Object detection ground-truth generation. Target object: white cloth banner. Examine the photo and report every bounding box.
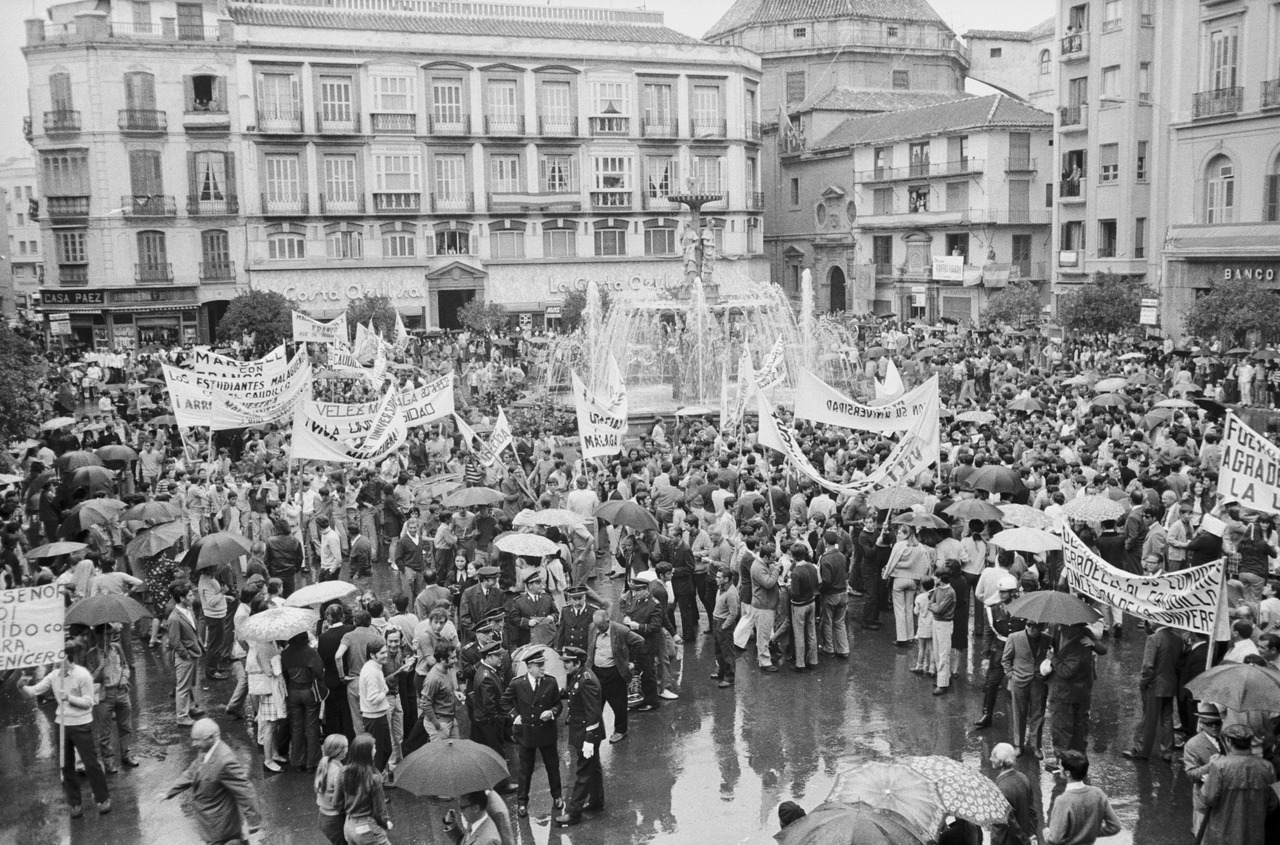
[354,323,378,364]
[193,345,287,378]
[794,370,939,434]
[874,358,905,401]
[454,414,481,451]
[0,584,66,671]
[369,339,390,388]
[1060,526,1228,637]
[293,312,348,345]
[475,408,513,467]
[292,390,406,465]
[755,335,787,392]
[400,375,455,428]
[394,312,410,354]
[726,344,755,432]
[1218,412,1280,517]
[207,348,313,430]
[327,347,373,381]
[306,398,382,442]
[162,364,215,428]
[572,355,627,461]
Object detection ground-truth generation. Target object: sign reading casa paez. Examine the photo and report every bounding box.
[1219,412,1280,515]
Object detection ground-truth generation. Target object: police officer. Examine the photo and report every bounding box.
[554,586,596,654]
[974,574,1025,729]
[466,640,516,794]
[555,646,604,827]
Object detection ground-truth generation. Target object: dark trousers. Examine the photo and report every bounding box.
[322,684,355,740]
[399,683,417,747]
[204,615,227,673]
[693,572,716,625]
[517,743,561,802]
[286,686,321,768]
[594,665,629,736]
[1051,693,1091,757]
[366,714,392,772]
[964,572,981,644]
[566,738,603,815]
[713,621,736,681]
[860,560,882,626]
[1134,691,1175,759]
[471,721,504,758]
[403,717,431,757]
[275,572,296,598]
[981,649,1007,715]
[635,648,658,707]
[62,722,109,809]
[95,685,133,767]
[673,582,699,640]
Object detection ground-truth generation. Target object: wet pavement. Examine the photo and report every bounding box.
[0,575,1195,845]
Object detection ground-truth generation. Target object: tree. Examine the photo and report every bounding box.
[558,287,613,333]
[346,294,398,341]
[458,299,510,334]
[1057,272,1144,336]
[1183,277,1280,345]
[0,323,47,446]
[216,289,295,352]
[981,281,1043,327]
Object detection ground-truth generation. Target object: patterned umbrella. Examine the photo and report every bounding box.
[900,756,1012,827]
[955,410,997,425]
[990,527,1061,554]
[442,486,505,508]
[868,486,929,511]
[826,762,945,835]
[493,532,560,557]
[999,504,1055,530]
[240,606,319,642]
[512,508,586,529]
[285,580,360,608]
[1062,495,1125,523]
[944,499,1004,523]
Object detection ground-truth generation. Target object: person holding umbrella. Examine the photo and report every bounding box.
[555,645,604,828]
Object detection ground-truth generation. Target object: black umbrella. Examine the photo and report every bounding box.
[66,594,149,627]
[181,531,253,572]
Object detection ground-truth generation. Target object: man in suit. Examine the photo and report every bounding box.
[509,570,558,648]
[586,608,645,743]
[618,575,664,711]
[1002,620,1050,757]
[1184,702,1226,837]
[1123,621,1185,761]
[1047,622,1108,772]
[499,653,563,818]
[465,640,515,793]
[555,646,604,827]
[161,719,260,844]
[459,566,506,645]
[167,581,205,726]
[554,586,596,654]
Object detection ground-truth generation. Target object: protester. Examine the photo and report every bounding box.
[162,719,260,843]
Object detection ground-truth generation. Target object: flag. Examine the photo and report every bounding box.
[394,312,409,355]
[874,358,905,401]
[475,408,513,467]
[754,335,787,391]
[572,354,627,461]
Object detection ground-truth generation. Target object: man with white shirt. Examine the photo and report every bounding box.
[1222,619,1260,663]
[317,516,342,582]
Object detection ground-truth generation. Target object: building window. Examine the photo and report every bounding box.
[1136,142,1148,181]
[1099,144,1118,182]
[1060,220,1084,251]
[176,3,204,39]
[1205,155,1235,223]
[490,229,524,259]
[591,81,630,133]
[323,155,359,209]
[49,71,74,112]
[692,156,722,193]
[789,178,800,205]
[124,71,157,114]
[486,79,519,128]
[1209,26,1238,91]
[319,75,354,126]
[945,181,969,211]
[264,154,301,203]
[257,72,300,127]
[892,70,909,90]
[435,229,470,255]
[873,188,893,215]
[431,78,465,127]
[909,142,930,176]
[268,231,305,260]
[1140,0,1153,25]
[592,156,631,205]
[381,224,416,258]
[55,230,87,263]
[1097,219,1117,258]
[433,154,467,203]
[945,233,969,262]
[691,85,723,135]
[137,230,168,268]
[1266,159,1280,222]
[785,72,806,104]
[1011,234,1032,277]
[375,150,421,193]
[325,225,363,259]
[1101,66,1120,99]
[792,26,806,39]
[989,47,1003,58]
[886,24,899,38]
[201,229,230,273]
[645,155,675,200]
[129,149,164,198]
[644,225,676,256]
[1039,50,1052,75]
[373,75,414,113]
[543,227,576,258]
[489,154,521,194]
[873,147,891,177]
[1103,0,1121,30]
[1138,63,1151,102]
[192,151,229,204]
[540,81,573,130]
[186,74,225,112]
[872,236,892,267]
[540,154,577,193]
[641,83,674,132]
[1134,217,1146,258]
[594,227,626,256]
[908,185,929,213]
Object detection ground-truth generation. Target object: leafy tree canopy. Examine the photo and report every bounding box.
[215,289,295,352]
[0,323,48,446]
[1057,272,1144,336]
[346,294,398,341]
[558,287,613,333]
[458,299,510,334]
[981,281,1043,328]
[1183,277,1280,345]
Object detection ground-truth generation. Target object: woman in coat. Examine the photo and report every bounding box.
[881,525,934,646]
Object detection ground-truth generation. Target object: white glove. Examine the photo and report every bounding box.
[582,742,594,759]
[513,715,523,726]
[389,563,400,572]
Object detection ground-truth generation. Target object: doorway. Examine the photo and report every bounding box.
[828,266,847,312]
[438,289,476,331]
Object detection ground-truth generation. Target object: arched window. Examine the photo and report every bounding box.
[1205,154,1235,224]
[267,223,306,260]
[1039,50,1051,75]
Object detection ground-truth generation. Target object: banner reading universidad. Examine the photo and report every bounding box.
[1060,525,1229,637]
[1218,411,1280,517]
[794,370,939,433]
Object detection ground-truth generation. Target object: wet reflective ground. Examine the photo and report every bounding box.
[0,579,1194,845]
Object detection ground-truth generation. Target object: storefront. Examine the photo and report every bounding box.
[40,287,201,350]
[244,267,430,328]
[1162,224,1280,339]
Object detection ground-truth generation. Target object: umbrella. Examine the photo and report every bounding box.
[967,466,1026,496]
[393,739,510,798]
[990,527,1061,554]
[826,762,945,834]
[1062,495,1126,523]
[59,498,127,538]
[1186,663,1280,712]
[1127,371,1159,386]
[126,521,187,558]
[1005,591,1100,625]
[892,512,949,530]
[27,541,89,559]
[1193,397,1229,419]
[512,508,586,529]
[1169,382,1203,395]
[41,417,76,431]
[239,606,319,642]
[1062,375,1092,387]
[1007,396,1043,413]
[1119,352,1146,361]
[999,503,1055,530]
[1143,408,1175,430]
[285,580,360,608]
[1254,349,1280,361]
[868,486,928,510]
[944,499,1004,522]
[915,348,937,360]
[493,532,560,557]
[1228,347,1250,355]
[442,486,504,508]
[0,473,23,485]
[67,466,116,496]
[94,445,138,467]
[122,500,185,524]
[594,500,659,532]
[675,405,717,417]
[955,410,997,425]
[866,346,887,358]
[1094,377,1129,393]
[147,414,178,426]
[65,594,149,627]
[900,756,1013,827]
[1090,393,1129,409]
[776,803,926,845]
[413,474,463,503]
[1156,398,1198,410]
[181,531,253,572]
[54,450,105,472]
[511,643,569,690]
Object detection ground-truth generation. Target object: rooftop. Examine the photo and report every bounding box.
[813,93,1052,150]
[706,0,946,40]
[794,87,972,115]
[963,16,1054,42]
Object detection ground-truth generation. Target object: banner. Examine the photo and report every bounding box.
[162,364,215,428]
[328,346,374,381]
[293,311,348,345]
[572,355,627,460]
[193,345,287,378]
[307,398,383,441]
[475,408,514,467]
[454,414,481,451]
[1061,526,1229,637]
[394,312,410,354]
[874,358,905,401]
[755,335,787,392]
[348,389,407,462]
[354,323,378,364]
[0,584,66,671]
[400,375,455,428]
[794,370,939,434]
[726,344,755,432]
[1218,412,1280,516]
[369,339,389,388]
[292,391,406,465]
[207,347,312,430]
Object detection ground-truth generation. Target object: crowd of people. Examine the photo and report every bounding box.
[6,313,1280,844]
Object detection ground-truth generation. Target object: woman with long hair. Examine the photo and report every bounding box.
[337,733,392,845]
[881,524,935,646]
[314,734,348,845]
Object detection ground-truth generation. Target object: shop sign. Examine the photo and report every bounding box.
[1214,263,1280,283]
[544,273,683,295]
[1140,298,1159,326]
[931,256,964,282]
[281,281,425,305]
[41,289,105,307]
[48,314,71,336]
[110,288,198,305]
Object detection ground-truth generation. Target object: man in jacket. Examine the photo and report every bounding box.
[1002,621,1050,757]
[750,547,782,672]
[467,641,508,760]
[1047,623,1108,772]
[1123,621,1185,761]
[554,586,596,654]
[555,647,604,827]
[817,532,851,654]
[1202,723,1276,845]
[509,570,558,648]
[619,575,664,711]
[162,719,260,843]
[854,517,886,629]
[263,518,303,598]
[459,566,506,646]
[788,546,820,671]
[975,575,1023,729]
[167,581,204,725]
[586,608,644,742]
[499,653,563,818]
[989,743,1035,845]
[1184,702,1226,837]
[668,524,699,642]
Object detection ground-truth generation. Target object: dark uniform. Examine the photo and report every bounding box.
[618,580,664,708]
[499,658,563,813]
[458,571,506,645]
[554,588,596,654]
[976,598,1026,727]
[467,642,512,790]
[558,649,604,825]
[509,584,558,648]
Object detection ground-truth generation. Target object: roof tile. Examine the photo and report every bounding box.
[706,0,946,40]
[812,93,1052,149]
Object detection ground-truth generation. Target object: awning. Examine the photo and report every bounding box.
[981,265,1011,289]
[1166,224,1280,256]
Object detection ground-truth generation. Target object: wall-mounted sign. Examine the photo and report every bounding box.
[41,289,104,306]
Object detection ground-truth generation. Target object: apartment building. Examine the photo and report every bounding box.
[0,157,42,316]
[23,0,764,348]
[963,18,1058,113]
[771,94,1053,320]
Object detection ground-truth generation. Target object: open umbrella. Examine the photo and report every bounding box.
[1007,397,1043,413]
[27,541,89,559]
[1127,371,1160,386]
[1094,377,1129,393]
[1119,352,1146,361]
[1193,397,1229,419]
[1255,349,1280,361]
[944,499,1004,523]
[594,500,659,532]
[126,520,187,558]
[1228,347,1250,355]
[990,526,1061,554]
[999,503,1055,530]
[776,803,926,845]
[1156,398,1198,410]
[955,410,997,425]
[94,445,138,467]
[1169,382,1204,395]
[892,512,949,530]
[868,486,928,511]
[493,532,560,557]
[512,508,585,529]
[41,417,76,431]
[967,466,1026,497]
[122,501,185,524]
[285,580,359,608]
[1006,591,1100,625]
[240,606,319,642]
[1090,393,1129,409]
[181,531,253,572]
[54,451,105,473]
[900,756,1012,827]
[442,486,504,509]
[0,473,23,486]
[1062,495,1126,523]
[511,644,568,690]
[67,466,116,497]
[675,405,717,417]
[1186,663,1280,712]
[66,594,149,627]
[1062,375,1093,387]
[826,762,945,835]
[59,498,127,538]
[393,739,510,798]
[147,414,178,426]
[412,473,463,503]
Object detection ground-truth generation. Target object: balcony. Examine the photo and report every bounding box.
[747,191,765,210]
[871,263,897,278]
[43,110,81,135]
[372,192,422,213]
[135,262,174,283]
[1060,32,1088,59]
[118,109,167,134]
[537,116,578,136]
[317,113,361,134]
[1265,80,1280,110]
[485,114,524,135]
[1194,87,1244,118]
[1009,261,1048,281]
[1058,179,1084,199]
[199,261,236,281]
[122,195,177,218]
[1059,104,1087,127]
[691,118,727,138]
[1058,250,1082,269]
[320,195,365,215]
[591,190,632,211]
[747,121,762,141]
[46,196,90,220]
[642,193,678,211]
[58,265,89,285]
[370,113,416,134]
[1101,17,1122,32]
[256,108,304,134]
[430,193,474,213]
[107,21,223,41]
[22,116,31,142]
[187,197,239,216]
[428,114,471,135]
[1005,158,1037,172]
[260,194,309,216]
[590,115,629,136]
[183,102,230,132]
[489,191,582,212]
[640,119,677,138]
